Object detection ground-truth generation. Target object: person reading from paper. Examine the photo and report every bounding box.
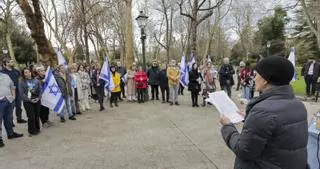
[219,56,308,169]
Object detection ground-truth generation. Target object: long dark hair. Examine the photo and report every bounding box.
[21,67,32,80]
[192,63,198,71]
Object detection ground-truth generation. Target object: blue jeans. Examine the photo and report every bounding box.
[0,99,14,140]
[59,96,74,118]
[243,86,251,101]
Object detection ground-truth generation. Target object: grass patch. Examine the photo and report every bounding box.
[291,67,305,96]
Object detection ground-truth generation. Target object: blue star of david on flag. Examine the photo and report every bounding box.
[48,83,60,96]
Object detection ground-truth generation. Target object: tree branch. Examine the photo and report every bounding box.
[199,0,225,11]
[301,0,319,37]
[179,0,194,20]
[198,0,206,10]
[197,11,213,25]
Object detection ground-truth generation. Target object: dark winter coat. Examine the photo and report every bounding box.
[219,64,235,86]
[159,69,169,88]
[301,61,320,80]
[91,69,106,88]
[188,70,201,92]
[147,66,160,86]
[54,71,73,98]
[221,85,308,169]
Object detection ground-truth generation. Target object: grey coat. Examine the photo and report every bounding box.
[221,85,308,169]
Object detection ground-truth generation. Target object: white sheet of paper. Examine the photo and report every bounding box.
[206,91,244,123]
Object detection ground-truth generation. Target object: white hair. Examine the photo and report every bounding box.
[35,65,45,72]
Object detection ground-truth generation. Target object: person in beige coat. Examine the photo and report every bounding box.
[126,63,136,101]
[78,65,91,111]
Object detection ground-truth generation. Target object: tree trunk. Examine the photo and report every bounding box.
[124,0,134,68]
[6,32,16,62]
[16,0,56,67]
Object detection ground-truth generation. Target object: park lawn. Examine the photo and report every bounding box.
[291,67,305,96]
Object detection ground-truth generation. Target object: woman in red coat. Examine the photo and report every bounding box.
[135,66,148,103]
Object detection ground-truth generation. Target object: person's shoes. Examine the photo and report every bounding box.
[17,119,27,123]
[110,104,113,108]
[123,96,127,98]
[115,103,119,107]
[60,117,66,123]
[175,102,180,106]
[42,123,49,128]
[47,121,54,126]
[8,132,24,139]
[151,98,155,100]
[195,104,199,107]
[100,107,105,111]
[166,100,170,103]
[170,102,173,106]
[76,112,82,115]
[119,98,124,101]
[69,116,76,120]
[156,97,160,100]
[192,104,195,107]
[0,140,4,148]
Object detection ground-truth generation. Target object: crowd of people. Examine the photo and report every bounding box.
[0,56,240,148]
[0,54,314,168]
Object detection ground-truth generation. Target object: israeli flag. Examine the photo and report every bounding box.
[57,49,68,68]
[288,47,296,81]
[189,53,196,70]
[180,54,189,87]
[41,67,65,114]
[100,59,115,91]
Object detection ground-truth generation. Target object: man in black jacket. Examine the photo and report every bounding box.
[219,57,235,97]
[1,58,27,124]
[159,64,169,103]
[148,61,160,100]
[117,61,126,100]
[301,56,320,97]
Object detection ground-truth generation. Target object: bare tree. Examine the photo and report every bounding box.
[179,0,226,57]
[16,0,56,66]
[301,0,320,50]
[0,0,17,62]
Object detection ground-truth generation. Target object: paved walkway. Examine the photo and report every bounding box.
[0,95,235,169]
[0,90,318,169]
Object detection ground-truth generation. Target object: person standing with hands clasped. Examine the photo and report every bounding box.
[110,65,121,108]
[167,60,180,106]
[188,63,202,107]
[135,65,148,103]
[220,56,308,169]
[19,68,42,136]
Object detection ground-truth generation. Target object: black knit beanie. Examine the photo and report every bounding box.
[255,56,294,86]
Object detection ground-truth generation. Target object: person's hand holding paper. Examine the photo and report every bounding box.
[206,91,244,123]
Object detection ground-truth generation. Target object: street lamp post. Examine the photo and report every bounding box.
[136,11,148,71]
[267,41,271,57]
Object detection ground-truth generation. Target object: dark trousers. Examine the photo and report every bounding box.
[39,105,49,124]
[178,83,184,95]
[191,91,199,105]
[305,75,317,96]
[151,85,159,99]
[0,100,14,140]
[222,84,232,97]
[74,88,80,113]
[23,102,40,135]
[95,86,105,109]
[14,94,23,120]
[137,88,146,103]
[236,76,241,90]
[110,92,120,105]
[160,86,169,102]
[120,81,125,98]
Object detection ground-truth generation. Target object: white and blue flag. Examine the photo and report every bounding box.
[189,52,196,70]
[100,58,115,91]
[57,49,68,68]
[180,54,189,87]
[41,67,65,114]
[288,47,296,81]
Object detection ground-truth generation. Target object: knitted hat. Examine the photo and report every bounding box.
[255,56,294,86]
